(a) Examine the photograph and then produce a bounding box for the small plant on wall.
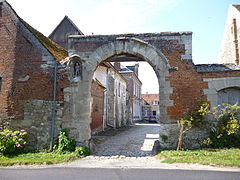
[53,129,91,157]
[177,99,210,151]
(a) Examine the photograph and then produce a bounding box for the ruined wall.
[68,32,193,124]
[68,32,240,148]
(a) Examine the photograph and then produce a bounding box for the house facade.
[92,62,128,133]
[142,94,160,120]
[115,63,142,122]
[0,1,69,149]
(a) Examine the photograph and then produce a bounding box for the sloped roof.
[21,19,68,61]
[126,66,135,72]
[233,5,240,11]
[49,16,84,38]
[5,1,67,61]
[119,67,133,72]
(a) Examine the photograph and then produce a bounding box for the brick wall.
[69,32,240,124]
[0,2,70,148]
[142,94,159,105]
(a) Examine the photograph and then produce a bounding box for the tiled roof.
[21,19,68,61]
[5,1,68,61]
[195,64,240,72]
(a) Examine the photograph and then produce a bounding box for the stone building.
[0,1,69,149]
[2,1,240,149]
[142,94,160,120]
[114,63,142,122]
[92,62,128,133]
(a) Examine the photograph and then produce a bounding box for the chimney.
[114,62,121,71]
[134,63,139,76]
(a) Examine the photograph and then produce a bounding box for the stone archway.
[65,37,174,147]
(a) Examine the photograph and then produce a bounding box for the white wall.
[220,5,240,64]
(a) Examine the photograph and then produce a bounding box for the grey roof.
[126,66,135,72]
[195,64,240,72]
[119,67,133,72]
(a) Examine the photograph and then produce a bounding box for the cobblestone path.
[92,122,161,157]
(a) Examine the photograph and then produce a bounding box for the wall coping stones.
[69,31,193,40]
[195,63,240,72]
[203,76,240,107]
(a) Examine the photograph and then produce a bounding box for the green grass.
[157,148,240,167]
[0,152,82,166]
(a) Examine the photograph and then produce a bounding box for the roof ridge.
[48,16,84,38]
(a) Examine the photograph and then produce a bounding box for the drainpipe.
[50,62,57,151]
[103,89,107,131]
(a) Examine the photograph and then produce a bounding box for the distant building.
[141,94,160,120]
[115,63,142,122]
[220,5,240,64]
[141,99,152,120]
[49,16,83,49]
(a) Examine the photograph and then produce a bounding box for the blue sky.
[7,0,240,93]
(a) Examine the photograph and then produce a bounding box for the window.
[144,110,148,116]
[153,100,159,105]
[152,111,156,116]
[118,83,120,97]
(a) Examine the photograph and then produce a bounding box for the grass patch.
[158,148,240,167]
[0,152,82,166]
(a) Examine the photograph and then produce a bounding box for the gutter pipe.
[50,62,57,151]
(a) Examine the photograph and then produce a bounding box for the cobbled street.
[92,122,160,157]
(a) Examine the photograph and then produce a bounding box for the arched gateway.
[62,32,193,148]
